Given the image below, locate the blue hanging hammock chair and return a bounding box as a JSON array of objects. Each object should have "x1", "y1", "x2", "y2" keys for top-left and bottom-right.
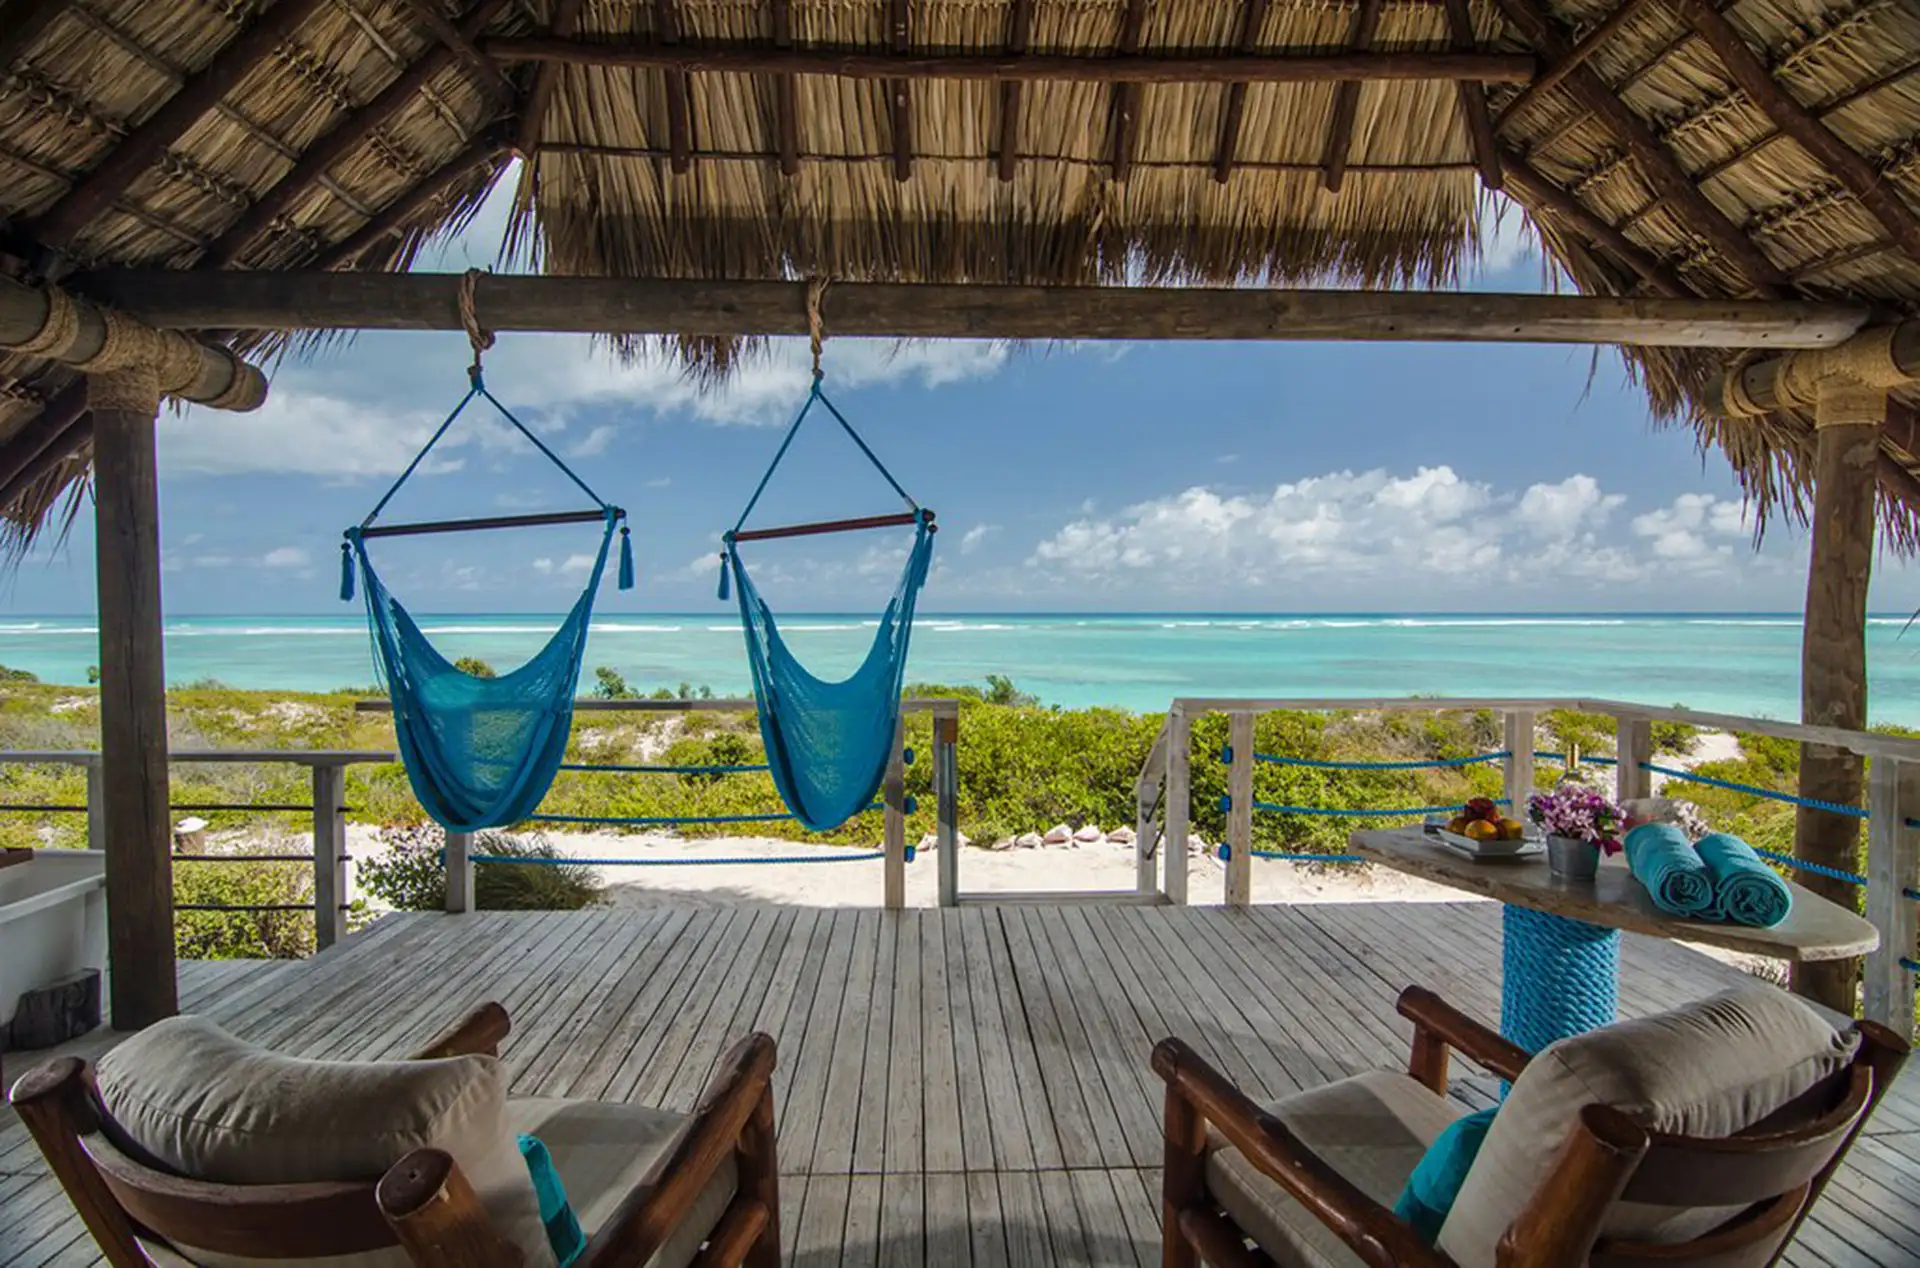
[
  {"x1": 719, "y1": 373, "x2": 935, "y2": 832},
  {"x1": 341, "y1": 364, "x2": 633, "y2": 833}
]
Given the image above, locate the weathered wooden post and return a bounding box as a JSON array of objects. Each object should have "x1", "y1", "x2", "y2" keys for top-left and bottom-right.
[
  {"x1": 1224, "y1": 712, "x2": 1254, "y2": 906},
  {"x1": 883, "y1": 721, "x2": 907, "y2": 909},
  {"x1": 311, "y1": 763, "x2": 348, "y2": 950},
  {"x1": 1503, "y1": 710, "x2": 1536, "y2": 815},
  {"x1": 1795, "y1": 382, "x2": 1883, "y2": 1013},
  {"x1": 84, "y1": 757, "x2": 105, "y2": 853},
  {"x1": 444, "y1": 830, "x2": 474, "y2": 913},
  {"x1": 1614, "y1": 714, "x2": 1653, "y2": 805},
  {"x1": 1164, "y1": 705, "x2": 1192, "y2": 906},
  {"x1": 90, "y1": 368, "x2": 176, "y2": 1028},
  {"x1": 1862, "y1": 756, "x2": 1920, "y2": 1030},
  {"x1": 933, "y1": 711, "x2": 959, "y2": 908}
]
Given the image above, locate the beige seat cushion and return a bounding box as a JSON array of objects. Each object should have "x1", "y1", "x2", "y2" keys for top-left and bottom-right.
[
  {"x1": 94, "y1": 1016, "x2": 551, "y2": 1268},
  {"x1": 1436, "y1": 985, "x2": 1859, "y2": 1266},
  {"x1": 508, "y1": 1098, "x2": 738, "y2": 1268},
  {"x1": 1206, "y1": 1069, "x2": 1464, "y2": 1268}
]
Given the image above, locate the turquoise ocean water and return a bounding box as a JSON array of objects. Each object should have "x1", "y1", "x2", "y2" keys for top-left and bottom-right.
[{"x1": 2, "y1": 613, "x2": 1919, "y2": 724}]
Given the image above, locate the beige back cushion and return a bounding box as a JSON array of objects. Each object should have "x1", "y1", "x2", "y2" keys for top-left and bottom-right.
[
  {"x1": 95, "y1": 1016, "x2": 553, "y2": 1268},
  {"x1": 1436, "y1": 986, "x2": 1858, "y2": 1267}
]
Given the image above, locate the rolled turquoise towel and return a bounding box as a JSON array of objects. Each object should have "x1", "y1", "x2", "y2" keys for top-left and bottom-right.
[
  {"x1": 1624, "y1": 822, "x2": 1715, "y2": 918},
  {"x1": 1697, "y1": 832, "x2": 1793, "y2": 928}
]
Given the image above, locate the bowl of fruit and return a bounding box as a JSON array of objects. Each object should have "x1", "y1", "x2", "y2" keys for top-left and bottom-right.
[{"x1": 1435, "y1": 798, "x2": 1537, "y2": 857}]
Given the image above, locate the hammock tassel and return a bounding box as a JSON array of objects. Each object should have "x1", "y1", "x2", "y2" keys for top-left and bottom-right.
[
  {"x1": 618, "y1": 527, "x2": 635, "y2": 591},
  {"x1": 338, "y1": 540, "x2": 355, "y2": 603},
  {"x1": 717, "y1": 552, "x2": 731, "y2": 601}
]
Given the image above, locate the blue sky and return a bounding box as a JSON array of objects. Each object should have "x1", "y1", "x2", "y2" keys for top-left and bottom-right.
[{"x1": 8, "y1": 176, "x2": 1920, "y2": 616}]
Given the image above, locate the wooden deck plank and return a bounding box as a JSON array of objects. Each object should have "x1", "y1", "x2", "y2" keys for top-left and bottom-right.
[
  {"x1": 778, "y1": 908, "x2": 862, "y2": 1167},
  {"x1": 923, "y1": 1171, "x2": 970, "y2": 1268},
  {"x1": 995, "y1": 906, "x2": 1112, "y2": 1167},
  {"x1": 814, "y1": 909, "x2": 885, "y2": 1176},
  {"x1": 883, "y1": 914, "x2": 926, "y2": 1174},
  {"x1": 963, "y1": 1171, "x2": 1010, "y2": 1268},
  {"x1": 792, "y1": 1172, "x2": 850, "y2": 1268},
  {"x1": 842, "y1": 1174, "x2": 885, "y2": 1268},
  {"x1": 919, "y1": 914, "x2": 966, "y2": 1173},
  {"x1": 939, "y1": 910, "x2": 997, "y2": 1172},
  {"x1": 991, "y1": 1170, "x2": 1053, "y2": 1266},
  {"x1": 957, "y1": 905, "x2": 1046, "y2": 1170},
  {"x1": 877, "y1": 1170, "x2": 923, "y2": 1268}
]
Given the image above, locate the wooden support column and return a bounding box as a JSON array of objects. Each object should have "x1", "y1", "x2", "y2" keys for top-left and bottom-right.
[
  {"x1": 444, "y1": 830, "x2": 474, "y2": 913},
  {"x1": 1862, "y1": 757, "x2": 1920, "y2": 1030},
  {"x1": 1164, "y1": 705, "x2": 1192, "y2": 905},
  {"x1": 934, "y1": 713, "x2": 959, "y2": 908},
  {"x1": 90, "y1": 368, "x2": 176, "y2": 1029},
  {"x1": 1224, "y1": 713, "x2": 1255, "y2": 906},
  {"x1": 1794, "y1": 382, "x2": 1883, "y2": 1014}
]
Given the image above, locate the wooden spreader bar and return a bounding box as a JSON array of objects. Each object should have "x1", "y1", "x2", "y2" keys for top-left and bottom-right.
[
  {"x1": 730, "y1": 510, "x2": 929, "y2": 544},
  {"x1": 359, "y1": 508, "x2": 613, "y2": 540}
]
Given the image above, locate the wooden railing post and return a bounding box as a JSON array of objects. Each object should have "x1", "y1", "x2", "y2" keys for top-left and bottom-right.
[
  {"x1": 1135, "y1": 720, "x2": 1169, "y2": 897},
  {"x1": 84, "y1": 756, "x2": 105, "y2": 853},
  {"x1": 1224, "y1": 712, "x2": 1254, "y2": 906},
  {"x1": 1165, "y1": 705, "x2": 1192, "y2": 906},
  {"x1": 311, "y1": 763, "x2": 348, "y2": 950},
  {"x1": 1614, "y1": 713, "x2": 1653, "y2": 803},
  {"x1": 883, "y1": 722, "x2": 907, "y2": 909},
  {"x1": 445, "y1": 830, "x2": 474, "y2": 914},
  {"x1": 1504, "y1": 710, "x2": 1535, "y2": 815},
  {"x1": 1863, "y1": 757, "x2": 1920, "y2": 1029},
  {"x1": 933, "y1": 712, "x2": 959, "y2": 908}
]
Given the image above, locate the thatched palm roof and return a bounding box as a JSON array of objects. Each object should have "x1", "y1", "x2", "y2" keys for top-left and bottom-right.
[{"x1": 2, "y1": 0, "x2": 1919, "y2": 549}]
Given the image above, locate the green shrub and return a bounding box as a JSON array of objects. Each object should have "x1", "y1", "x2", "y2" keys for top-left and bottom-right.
[
  {"x1": 0, "y1": 664, "x2": 38, "y2": 684},
  {"x1": 173, "y1": 853, "x2": 315, "y2": 960},
  {"x1": 454, "y1": 657, "x2": 497, "y2": 679},
  {"x1": 357, "y1": 824, "x2": 604, "y2": 911},
  {"x1": 592, "y1": 666, "x2": 635, "y2": 699}
]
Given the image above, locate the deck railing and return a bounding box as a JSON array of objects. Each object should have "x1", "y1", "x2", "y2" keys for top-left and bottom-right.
[
  {"x1": 0, "y1": 748, "x2": 394, "y2": 950},
  {"x1": 1138, "y1": 697, "x2": 1920, "y2": 1031}
]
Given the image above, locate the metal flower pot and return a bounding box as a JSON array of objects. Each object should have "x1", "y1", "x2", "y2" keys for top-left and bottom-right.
[{"x1": 1546, "y1": 834, "x2": 1599, "y2": 881}]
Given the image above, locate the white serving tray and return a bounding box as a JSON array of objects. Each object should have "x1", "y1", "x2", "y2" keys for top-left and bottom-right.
[{"x1": 1432, "y1": 829, "x2": 1544, "y2": 862}]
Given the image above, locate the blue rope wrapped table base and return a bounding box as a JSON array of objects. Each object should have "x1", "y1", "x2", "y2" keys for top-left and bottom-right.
[{"x1": 1501, "y1": 906, "x2": 1619, "y2": 1057}]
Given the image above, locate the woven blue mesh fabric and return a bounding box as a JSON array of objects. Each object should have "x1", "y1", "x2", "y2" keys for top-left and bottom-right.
[
  {"x1": 1500, "y1": 905, "x2": 1620, "y2": 1057},
  {"x1": 726, "y1": 519, "x2": 934, "y2": 832},
  {"x1": 351, "y1": 517, "x2": 615, "y2": 831}
]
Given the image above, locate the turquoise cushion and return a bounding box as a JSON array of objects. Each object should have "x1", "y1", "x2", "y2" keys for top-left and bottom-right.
[
  {"x1": 1393, "y1": 1107, "x2": 1497, "y2": 1244},
  {"x1": 519, "y1": 1133, "x2": 586, "y2": 1267}
]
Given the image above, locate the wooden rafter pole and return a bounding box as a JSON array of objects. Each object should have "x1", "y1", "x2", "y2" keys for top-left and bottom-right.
[
  {"x1": 486, "y1": 37, "x2": 1538, "y2": 84},
  {"x1": 0, "y1": 416, "x2": 90, "y2": 518},
  {"x1": 1678, "y1": 0, "x2": 1920, "y2": 266},
  {"x1": 770, "y1": 0, "x2": 799, "y2": 176},
  {"x1": 1495, "y1": 0, "x2": 1661, "y2": 130},
  {"x1": 0, "y1": 380, "x2": 87, "y2": 497},
  {"x1": 1212, "y1": 0, "x2": 1270, "y2": 183},
  {"x1": 1500, "y1": 149, "x2": 1684, "y2": 295},
  {"x1": 1321, "y1": 0, "x2": 1384, "y2": 193},
  {"x1": 315, "y1": 132, "x2": 507, "y2": 269},
  {"x1": 1442, "y1": 0, "x2": 1502, "y2": 189},
  {"x1": 889, "y1": 0, "x2": 911, "y2": 182},
  {"x1": 1111, "y1": 0, "x2": 1148, "y2": 181},
  {"x1": 655, "y1": 0, "x2": 692, "y2": 175},
  {"x1": 69, "y1": 270, "x2": 1872, "y2": 348},
  {"x1": 996, "y1": 0, "x2": 1033, "y2": 182},
  {"x1": 397, "y1": 0, "x2": 510, "y2": 99},
  {"x1": 28, "y1": 0, "x2": 334, "y2": 252},
  {"x1": 1492, "y1": 0, "x2": 1787, "y2": 296},
  {"x1": 514, "y1": 0, "x2": 585, "y2": 162},
  {"x1": 202, "y1": 0, "x2": 517, "y2": 270},
  {"x1": 0, "y1": 0, "x2": 73, "y2": 74}
]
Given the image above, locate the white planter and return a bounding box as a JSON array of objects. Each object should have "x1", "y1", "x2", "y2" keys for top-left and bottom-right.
[{"x1": 0, "y1": 850, "x2": 108, "y2": 1031}]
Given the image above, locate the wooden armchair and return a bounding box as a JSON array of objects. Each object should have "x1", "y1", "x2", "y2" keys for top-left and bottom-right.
[
  {"x1": 9, "y1": 1003, "x2": 780, "y2": 1268},
  {"x1": 1155, "y1": 985, "x2": 1908, "y2": 1268}
]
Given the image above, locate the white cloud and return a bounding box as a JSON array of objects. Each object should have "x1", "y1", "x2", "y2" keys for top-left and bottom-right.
[
  {"x1": 566, "y1": 425, "x2": 617, "y2": 458},
  {"x1": 556, "y1": 553, "x2": 597, "y2": 575},
  {"x1": 531, "y1": 557, "x2": 553, "y2": 574},
  {"x1": 959, "y1": 524, "x2": 1000, "y2": 554},
  {"x1": 260, "y1": 546, "x2": 309, "y2": 568},
  {"x1": 1629, "y1": 493, "x2": 1759, "y2": 569}
]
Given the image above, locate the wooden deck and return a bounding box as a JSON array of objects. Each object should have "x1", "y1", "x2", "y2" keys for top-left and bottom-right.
[{"x1": 4, "y1": 901, "x2": 1919, "y2": 1266}]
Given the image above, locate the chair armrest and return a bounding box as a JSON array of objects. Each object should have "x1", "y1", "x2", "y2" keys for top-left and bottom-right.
[
  {"x1": 410, "y1": 1003, "x2": 511, "y2": 1060},
  {"x1": 377, "y1": 1148, "x2": 523, "y2": 1268},
  {"x1": 581, "y1": 1032, "x2": 778, "y2": 1268},
  {"x1": 1397, "y1": 987, "x2": 1530, "y2": 1092},
  {"x1": 1152, "y1": 1038, "x2": 1456, "y2": 1268}
]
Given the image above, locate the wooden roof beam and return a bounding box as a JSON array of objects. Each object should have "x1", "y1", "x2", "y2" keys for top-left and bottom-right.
[
  {"x1": 70, "y1": 270, "x2": 1872, "y2": 349},
  {"x1": 1491, "y1": 0, "x2": 1787, "y2": 296},
  {"x1": 889, "y1": 0, "x2": 911, "y2": 182},
  {"x1": 0, "y1": 379, "x2": 87, "y2": 498},
  {"x1": 0, "y1": 0, "x2": 73, "y2": 76},
  {"x1": 203, "y1": 0, "x2": 518, "y2": 270},
  {"x1": 996, "y1": 0, "x2": 1033, "y2": 183},
  {"x1": 316, "y1": 132, "x2": 507, "y2": 269},
  {"x1": 770, "y1": 0, "x2": 798, "y2": 176},
  {"x1": 1501, "y1": 150, "x2": 1684, "y2": 295},
  {"x1": 1495, "y1": 0, "x2": 1662, "y2": 131},
  {"x1": 1321, "y1": 0, "x2": 1384, "y2": 193},
  {"x1": 1212, "y1": 0, "x2": 1270, "y2": 184},
  {"x1": 1442, "y1": 0, "x2": 1501, "y2": 189},
  {"x1": 397, "y1": 0, "x2": 510, "y2": 99},
  {"x1": 1678, "y1": 0, "x2": 1920, "y2": 267},
  {"x1": 28, "y1": 0, "x2": 335, "y2": 253},
  {"x1": 654, "y1": 0, "x2": 692, "y2": 175},
  {"x1": 484, "y1": 38, "x2": 1536, "y2": 85},
  {"x1": 515, "y1": 0, "x2": 584, "y2": 162},
  {"x1": 1111, "y1": 0, "x2": 1148, "y2": 182}
]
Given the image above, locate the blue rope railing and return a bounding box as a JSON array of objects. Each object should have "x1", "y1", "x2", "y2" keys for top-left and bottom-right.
[
  {"x1": 1225, "y1": 794, "x2": 1509, "y2": 819},
  {"x1": 1533, "y1": 751, "x2": 1619, "y2": 767},
  {"x1": 470, "y1": 848, "x2": 887, "y2": 867},
  {"x1": 1223, "y1": 747, "x2": 1510, "y2": 771},
  {"x1": 560, "y1": 762, "x2": 770, "y2": 775},
  {"x1": 529, "y1": 797, "x2": 910, "y2": 829},
  {"x1": 1218, "y1": 844, "x2": 1363, "y2": 863},
  {"x1": 1639, "y1": 762, "x2": 1870, "y2": 819}
]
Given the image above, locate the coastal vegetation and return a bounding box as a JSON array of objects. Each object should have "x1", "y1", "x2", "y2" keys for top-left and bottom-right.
[{"x1": 0, "y1": 664, "x2": 1900, "y2": 958}]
